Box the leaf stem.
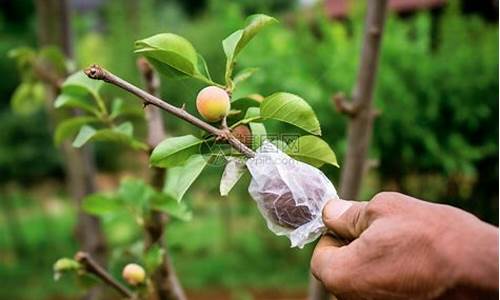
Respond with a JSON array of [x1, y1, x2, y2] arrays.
[[84, 65, 255, 158]]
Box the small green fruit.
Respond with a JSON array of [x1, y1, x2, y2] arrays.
[[122, 263, 146, 286], [196, 86, 230, 122]]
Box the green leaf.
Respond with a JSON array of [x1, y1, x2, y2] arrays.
[[54, 116, 100, 145], [38, 46, 67, 76], [286, 135, 338, 167], [244, 107, 260, 119], [150, 135, 203, 168], [72, 125, 96, 147], [82, 194, 122, 216], [110, 98, 124, 118], [135, 33, 200, 79], [233, 68, 258, 86], [118, 179, 155, 208], [231, 96, 261, 113], [54, 94, 98, 114], [249, 122, 266, 150], [143, 245, 165, 274], [223, 14, 277, 83], [10, 82, 46, 115], [163, 154, 207, 202], [62, 71, 102, 96], [72, 125, 148, 150], [151, 193, 192, 221], [220, 158, 246, 196], [261, 92, 321, 135], [196, 53, 212, 81], [114, 122, 133, 136], [8, 47, 36, 74]]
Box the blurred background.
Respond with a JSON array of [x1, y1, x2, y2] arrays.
[[0, 0, 498, 299]]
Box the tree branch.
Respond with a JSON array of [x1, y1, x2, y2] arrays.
[[137, 58, 187, 300], [75, 251, 135, 299], [84, 65, 255, 158], [310, 1, 389, 300], [332, 92, 360, 117]]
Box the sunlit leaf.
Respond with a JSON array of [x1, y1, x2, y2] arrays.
[[261, 92, 321, 135], [72, 125, 147, 150], [150, 135, 203, 168], [223, 14, 277, 83], [72, 125, 96, 148], [286, 135, 338, 167], [135, 33, 201, 79], [163, 154, 208, 202]]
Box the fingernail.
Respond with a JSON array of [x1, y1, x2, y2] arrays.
[[323, 199, 353, 220]]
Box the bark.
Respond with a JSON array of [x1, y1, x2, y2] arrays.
[[138, 59, 187, 300], [35, 0, 107, 271], [309, 1, 389, 299]]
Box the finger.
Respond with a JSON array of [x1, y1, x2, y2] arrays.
[[322, 199, 369, 240], [310, 235, 342, 280], [311, 235, 360, 293]]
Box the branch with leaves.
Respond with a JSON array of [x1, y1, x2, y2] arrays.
[[49, 13, 341, 300], [84, 64, 255, 158]]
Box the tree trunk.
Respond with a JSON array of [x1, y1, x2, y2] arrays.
[[35, 0, 107, 270], [309, 1, 389, 299], [139, 59, 187, 300]]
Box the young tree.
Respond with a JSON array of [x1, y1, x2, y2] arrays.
[[308, 1, 389, 299], [34, 0, 108, 267], [53, 14, 339, 299]]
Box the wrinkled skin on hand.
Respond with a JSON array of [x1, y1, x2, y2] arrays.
[[311, 192, 499, 300]]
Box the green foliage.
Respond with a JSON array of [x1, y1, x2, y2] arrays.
[[72, 123, 148, 150], [10, 81, 46, 115], [82, 178, 192, 222], [135, 33, 206, 81], [163, 154, 208, 202], [54, 72, 147, 150], [222, 14, 277, 88], [286, 135, 338, 168], [260, 92, 322, 135], [150, 135, 204, 168]]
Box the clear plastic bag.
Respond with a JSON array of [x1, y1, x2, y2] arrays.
[[246, 141, 339, 248]]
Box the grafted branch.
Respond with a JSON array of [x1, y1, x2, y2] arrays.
[[84, 65, 255, 158]]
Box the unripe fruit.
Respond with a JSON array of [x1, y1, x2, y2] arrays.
[[196, 86, 230, 122], [231, 125, 252, 148], [122, 263, 146, 286]]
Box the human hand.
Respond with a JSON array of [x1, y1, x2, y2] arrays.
[[311, 192, 499, 299]]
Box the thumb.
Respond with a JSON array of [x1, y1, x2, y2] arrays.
[[322, 199, 369, 240]]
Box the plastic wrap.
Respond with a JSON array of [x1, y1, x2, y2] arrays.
[[246, 141, 339, 248]]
